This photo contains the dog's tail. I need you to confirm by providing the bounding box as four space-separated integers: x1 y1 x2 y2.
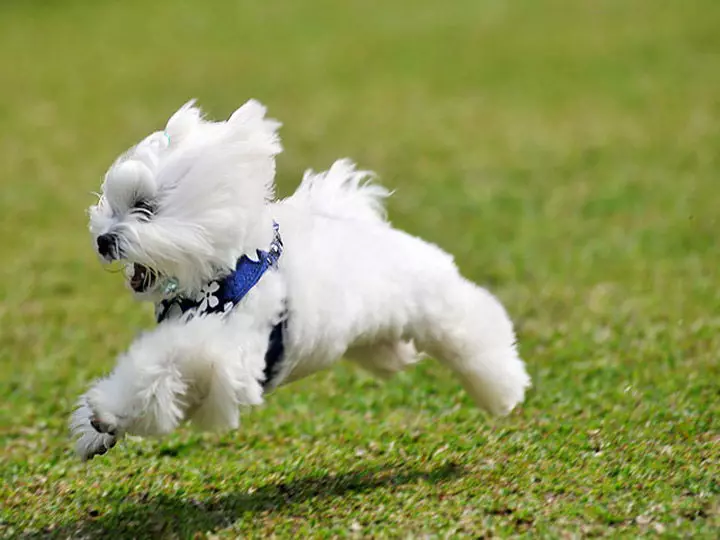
417 276 532 416
287 159 390 224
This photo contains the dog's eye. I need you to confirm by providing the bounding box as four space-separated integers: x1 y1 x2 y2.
132 199 156 219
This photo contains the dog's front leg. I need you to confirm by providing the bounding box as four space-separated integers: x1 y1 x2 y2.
70 315 267 461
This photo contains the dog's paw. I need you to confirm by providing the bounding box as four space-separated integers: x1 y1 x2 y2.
84 388 126 434
76 430 118 461
89 416 118 436
70 399 123 461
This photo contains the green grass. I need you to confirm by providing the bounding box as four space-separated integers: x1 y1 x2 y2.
1 0 719 537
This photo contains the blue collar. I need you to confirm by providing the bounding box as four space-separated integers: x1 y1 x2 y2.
155 223 283 323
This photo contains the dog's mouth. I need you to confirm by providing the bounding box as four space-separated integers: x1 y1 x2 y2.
129 263 157 293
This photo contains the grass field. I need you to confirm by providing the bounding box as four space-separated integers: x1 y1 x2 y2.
1 0 718 537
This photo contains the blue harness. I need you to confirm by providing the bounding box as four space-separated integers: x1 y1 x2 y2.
155 223 286 388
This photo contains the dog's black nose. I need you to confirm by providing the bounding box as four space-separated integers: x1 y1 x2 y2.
97 233 118 259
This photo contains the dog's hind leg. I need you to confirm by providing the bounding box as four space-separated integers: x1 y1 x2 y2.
413 277 531 416
348 339 423 379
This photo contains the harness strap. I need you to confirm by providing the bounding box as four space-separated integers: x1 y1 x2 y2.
154 223 287 389
262 317 287 389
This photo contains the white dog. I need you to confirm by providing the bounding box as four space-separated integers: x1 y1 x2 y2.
70 100 531 461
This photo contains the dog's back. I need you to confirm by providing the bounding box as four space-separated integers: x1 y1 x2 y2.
285 159 390 225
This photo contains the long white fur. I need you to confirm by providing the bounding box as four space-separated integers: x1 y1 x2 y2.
72 100 531 461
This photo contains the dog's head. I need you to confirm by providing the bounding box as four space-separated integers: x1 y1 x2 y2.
88 100 282 299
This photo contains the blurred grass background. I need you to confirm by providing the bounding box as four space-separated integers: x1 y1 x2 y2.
1 0 718 537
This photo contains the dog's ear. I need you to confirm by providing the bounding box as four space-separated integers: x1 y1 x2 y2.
227 99 283 156
156 100 282 211
229 99 281 134
165 100 203 147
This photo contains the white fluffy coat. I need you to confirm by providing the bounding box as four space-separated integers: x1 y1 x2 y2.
71 100 531 460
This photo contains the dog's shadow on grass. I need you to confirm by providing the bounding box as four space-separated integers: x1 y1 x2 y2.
31 461 464 539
